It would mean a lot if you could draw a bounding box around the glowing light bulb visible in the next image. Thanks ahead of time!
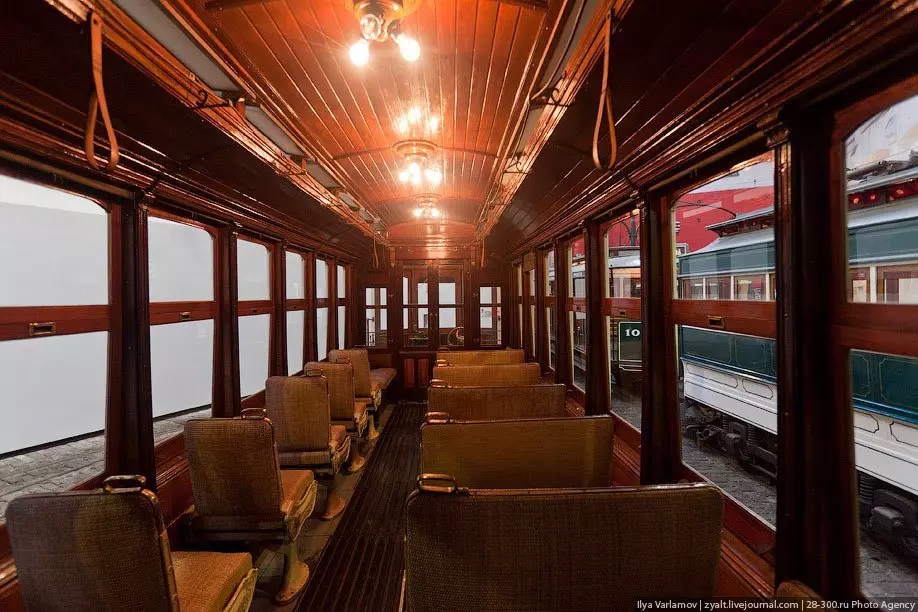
[396,118,409,133]
[359,14,383,40]
[409,162,421,176]
[399,169,410,182]
[428,116,439,132]
[425,167,442,186]
[395,34,421,62]
[349,39,370,67]
[413,208,423,217]
[430,208,441,218]
[407,107,421,122]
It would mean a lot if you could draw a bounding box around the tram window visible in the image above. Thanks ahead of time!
[545,250,556,370]
[514,264,523,346]
[337,264,347,349]
[337,305,346,350]
[285,251,305,375]
[674,155,775,300]
[480,286,502,346]
[440,267,464,347]
[678,325,777,526]
[570,238,586,298]
[570,311,587,390]
[403,266,429,347]
[337,264,346,299]
[843,92,918,597]
[148,217,215,429]
[316,258,329,299]
[605,212,642,430]
[239,314,270,397]
[317,307,329,361]
[526,270,536,358]
[547,305,556,369]
[546,250,556,296]
[365,287,388,348]
[237,239,270,301]
[0,176,109,520]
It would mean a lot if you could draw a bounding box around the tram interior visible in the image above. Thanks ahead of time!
[2,0,918,610]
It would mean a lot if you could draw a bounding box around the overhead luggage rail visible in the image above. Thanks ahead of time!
[404,482,724,611]
[421,415,613,489]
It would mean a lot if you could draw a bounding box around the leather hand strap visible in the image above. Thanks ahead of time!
[592,12,618,172]
[85,12,120,173]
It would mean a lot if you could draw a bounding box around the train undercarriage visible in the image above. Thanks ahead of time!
[683,399,918,562]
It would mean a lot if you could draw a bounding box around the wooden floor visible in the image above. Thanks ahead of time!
[295,401,425,611]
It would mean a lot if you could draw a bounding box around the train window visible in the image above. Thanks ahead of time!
[403,265,429,347]
[568,237,587,391]
[842,91,918,597]
[480,286,502,346]
[0,174,108,306]
[674,154,775,300]
[365,287,388,348]
[545,250,556,370]
[514,263,523,347]
[317,306,329,361]
[0,176,109,520]
[316,258,329,300]
[336,264,347,349]
[439,266,464,347]
[528,271,537,359]
[148,217,215,433]
[237,239,271,397]
[286,251,305,375]
[604,211,642,430]
[678,325,777,526]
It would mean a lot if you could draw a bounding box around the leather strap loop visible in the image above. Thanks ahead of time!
[592,12,618,172]
[85,12,120,173]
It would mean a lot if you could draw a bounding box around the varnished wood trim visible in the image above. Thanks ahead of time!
[149,302,217,325]
[0,305,109,340]
[671,300,776,338]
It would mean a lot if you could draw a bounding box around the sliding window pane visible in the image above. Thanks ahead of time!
[316,259,329,300]
[237,239,269,301]
[150,321,213,424]
[674,155,775,300]
[0,175,108,306]
[571,311,587,390]
[546,251,556,296]
[365,288,388,348]
[678,325,777,525]
[548,305,556,369]
[609,316,642,429]
[239,314,270,397]
[570,238,586,298]
[337,305,346,350]
[0,332,108,519]
[317,307,328,361]
[149,218,213,302]
[337,265,346,298]
[286,251,304,299]
[287,310,305,375]
[480,286,501,347]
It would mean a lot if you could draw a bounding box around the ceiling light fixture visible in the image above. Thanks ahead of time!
[394,140,442,189]
[413,193,442,220]
[395,108,438,136]
[345,0,423,67]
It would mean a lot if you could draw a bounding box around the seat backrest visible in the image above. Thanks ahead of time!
[328,348,371,397]
[6,476,180,612]
[427,384,567,420]
[775,581,822,599]
[405,482,724,612]
[306,360,355,421]
[184,411,284,519]
[422,416,613,488]
[265,373,330,452]
[431,363,542,387]
[435,349,525,365]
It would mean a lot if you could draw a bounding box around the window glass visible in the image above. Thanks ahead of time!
[149,218,213,302]
[316,258,329,299]
[286,251,305,300]
[547,305,556,369]
[571,311,586,390]
[239,314,270,396]
[337,305,346,350]
[439,267,464,347]
[237,239,270,301]
[0,175,108,306]
[337,265,346,299]
[317,307,328,361]
[845,93,918,597]
[150,321,213,419]
[365,288,388,348]
[0,332,108,520]
[606,212,641,299]
[674,155,775,300]
[678,325,777,525]
[546,250,556,296]
[570,238,586,298]
[480,286,502,346]
[403,267,429,347]
[287,310,305,375]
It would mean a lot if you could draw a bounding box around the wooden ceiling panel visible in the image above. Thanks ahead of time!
[171,0,553,228]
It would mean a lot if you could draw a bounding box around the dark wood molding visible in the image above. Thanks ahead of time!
[270,241,287,376]
[304,252,317,363]
[584,219,610,414]
[213,225,241,417]
[554,239,572,387]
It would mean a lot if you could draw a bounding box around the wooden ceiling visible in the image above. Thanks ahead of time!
[166,0,560,227]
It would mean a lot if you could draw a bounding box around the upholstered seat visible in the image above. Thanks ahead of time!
[6,475,257,612]
[427,384,567,420]
[405,481,724,611]
[183,411,318,603]
[435,348,525,365]
[306,360,370,437]
[328,348,387,412]
[430,362,542,387]
[421,415,613,488]
[370,366,397,389]
[776,581,822,599]
[265,373,350,474]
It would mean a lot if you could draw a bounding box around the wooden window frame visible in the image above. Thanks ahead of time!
[566,234,587,403]
[479,284,503,347]
[283,248,313,374]
[363,286,389,349]
[543,248,557,373]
